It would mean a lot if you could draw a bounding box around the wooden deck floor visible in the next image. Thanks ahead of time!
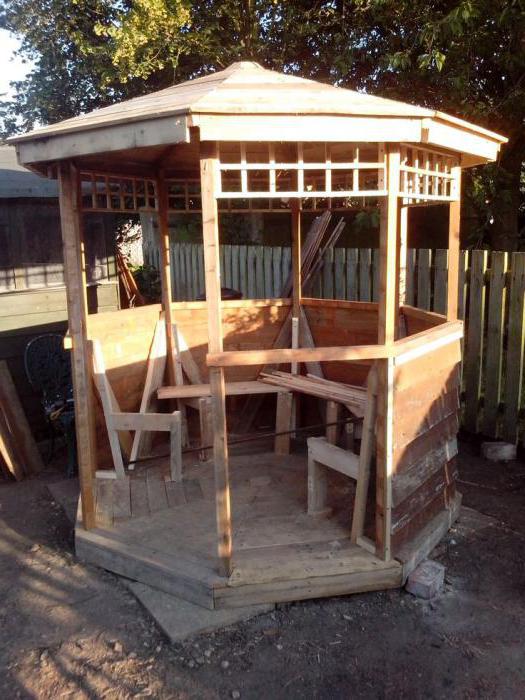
[77,448,403,609]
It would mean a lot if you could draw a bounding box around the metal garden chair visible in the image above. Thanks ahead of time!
[24,333,77,476]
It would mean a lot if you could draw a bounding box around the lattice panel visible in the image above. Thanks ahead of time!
[164,179,375,213]
[217,142,387,199]
[80,172,157,212]
[399,146,460,202]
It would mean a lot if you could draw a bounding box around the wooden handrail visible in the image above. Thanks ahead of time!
[206,320,463,368]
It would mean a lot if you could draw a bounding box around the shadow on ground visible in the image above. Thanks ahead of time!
[0,440,524,699]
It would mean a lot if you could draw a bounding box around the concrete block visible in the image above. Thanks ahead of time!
[126,581,274,643]
[481,441,516,462]
[405,559,445,600]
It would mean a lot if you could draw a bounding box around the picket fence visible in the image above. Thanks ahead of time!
[144,243,525,444]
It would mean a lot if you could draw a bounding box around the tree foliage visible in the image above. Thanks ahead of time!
[1,0,524,247]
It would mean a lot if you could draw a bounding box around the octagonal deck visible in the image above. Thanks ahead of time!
[75,446,402,609]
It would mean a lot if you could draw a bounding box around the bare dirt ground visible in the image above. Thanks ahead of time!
[1,439,524,699]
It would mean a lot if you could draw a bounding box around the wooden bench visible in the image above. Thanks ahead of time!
[306,367,378,549]
[158,381,293,459]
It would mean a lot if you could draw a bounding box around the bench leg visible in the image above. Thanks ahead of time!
[169,413,183,482]
[199,397,213,461]
[325,400,340,444]
[274,391,293,455]
[307,453,329,515]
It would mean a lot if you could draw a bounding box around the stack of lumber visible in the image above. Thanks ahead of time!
[260,371,367,418]
[280,212,346,298]
[0,361,45,480]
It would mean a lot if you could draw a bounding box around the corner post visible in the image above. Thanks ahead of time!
[200,140,232,577]
[376,145,400,560]
[447,166,462,320]
[57,162,97,529]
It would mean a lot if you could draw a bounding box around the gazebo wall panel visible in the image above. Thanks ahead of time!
[390,336,462,555]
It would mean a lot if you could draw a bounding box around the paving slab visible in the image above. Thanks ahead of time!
[126,581,274,643]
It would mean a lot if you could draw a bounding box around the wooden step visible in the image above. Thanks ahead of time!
[307,436,359,479]
[158,380,288,400]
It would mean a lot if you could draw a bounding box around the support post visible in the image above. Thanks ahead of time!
[200,140,232,577]
[376,145,400,560]
[290,198,302,433]
[57,163,97,529]
[447,166,462,320]
[156,173,176,382]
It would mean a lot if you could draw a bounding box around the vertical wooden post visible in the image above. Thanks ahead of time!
[57,163,97,529]
[398,206,408,308]
[290,198,302,432]
[376,145,400,561]
[447,166,462,320]
[200,140,232,577]
[156,173,176,383]
[291,199,302,317]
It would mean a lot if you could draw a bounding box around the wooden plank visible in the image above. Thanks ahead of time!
[58,163,97,528]
[398,207,408,307]
[0,360,44,474]
[433,249,448,314]
[483,252,508,437]
[157,174,177,382]
[146,471,169,513]
[458,249,468,320]
[129,320,167,465]
[378,146,399,345]
[172,324,203,385]
[463,250,488,433]
[247,245,256,298]
[308,437,359,479]
[346,248,358,301]
[158,380,287,400]
[112,411,180,432]
[264,246,273,297]
[274,391,293,455]
[90,340,126,478]
[351,367,378,543]
[447,171,461,319]
[255,245,264,297]
[393,413,459,474]
[325,401,339,444]
[359,248,371,301]
[502,252,525,443]
[405,248,416,306]
[417,249,431,311]
[208,343,389,368]
[130,477,149,518]
[95,478,114,527]
[200,140,232,577]
[170,413,183,481]
[239,244,248,298]
[0,408,25,480]
[291,200,302,316]
[323,247,334,299]
[334,247,346,300]
[372,248,380,303]
[113,476,132,521]
[392,439,457,507]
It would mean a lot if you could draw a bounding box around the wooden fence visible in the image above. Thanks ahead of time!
[145,243,525,444]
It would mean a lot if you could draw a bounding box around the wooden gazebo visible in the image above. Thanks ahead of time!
[10,62,506,608]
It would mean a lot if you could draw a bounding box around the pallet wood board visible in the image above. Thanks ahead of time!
[391,335,461,555]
